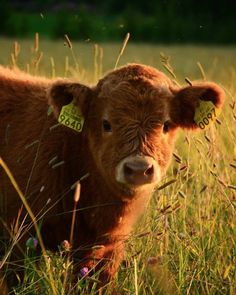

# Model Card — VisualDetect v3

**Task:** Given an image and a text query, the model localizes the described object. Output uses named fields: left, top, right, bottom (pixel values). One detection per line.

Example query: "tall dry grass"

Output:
left=0, top=35, right=235, bottom=294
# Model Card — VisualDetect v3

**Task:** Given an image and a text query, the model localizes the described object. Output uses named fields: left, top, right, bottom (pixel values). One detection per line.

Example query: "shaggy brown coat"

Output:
left=0, top=64, right=224, bottom=291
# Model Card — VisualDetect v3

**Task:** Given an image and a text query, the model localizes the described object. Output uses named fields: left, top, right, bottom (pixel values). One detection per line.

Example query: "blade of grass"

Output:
left=134, top=257, right=138, bottom=295
left=114, top=33, right=130, bottom=69
left=0, top=158, right=57, bottom=295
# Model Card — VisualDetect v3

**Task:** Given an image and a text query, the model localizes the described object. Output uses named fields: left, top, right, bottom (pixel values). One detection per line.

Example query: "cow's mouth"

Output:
left=116, top=181, right=157, bottom=202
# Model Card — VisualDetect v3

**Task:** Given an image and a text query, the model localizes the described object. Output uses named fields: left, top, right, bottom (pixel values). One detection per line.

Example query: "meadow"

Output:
left=0, top=36, right=235, bottom=294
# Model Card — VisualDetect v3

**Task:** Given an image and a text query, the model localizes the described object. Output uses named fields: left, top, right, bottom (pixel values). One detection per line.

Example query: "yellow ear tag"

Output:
left=194, top=100, right=221, bottom=130
left=58, top=101, right=84, bottom=132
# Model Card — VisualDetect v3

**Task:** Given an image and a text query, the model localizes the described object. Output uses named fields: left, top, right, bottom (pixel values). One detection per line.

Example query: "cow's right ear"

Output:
left=170, top=82, right=224, bottom=129
left=48, top=80, right=93, bottom=118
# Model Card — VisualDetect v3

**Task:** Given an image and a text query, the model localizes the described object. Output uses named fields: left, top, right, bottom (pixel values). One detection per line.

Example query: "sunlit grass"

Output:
left=0, top=35, right=235, bottom=294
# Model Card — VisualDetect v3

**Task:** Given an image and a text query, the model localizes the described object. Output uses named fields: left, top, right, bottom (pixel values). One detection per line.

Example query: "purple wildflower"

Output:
left=79, top=267, right=89, bottom=278
left=26, top=237, right=38, bottom=250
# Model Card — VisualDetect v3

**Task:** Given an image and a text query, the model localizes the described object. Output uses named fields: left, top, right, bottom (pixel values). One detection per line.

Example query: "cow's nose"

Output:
left=123, top=159, right=155, bottom=185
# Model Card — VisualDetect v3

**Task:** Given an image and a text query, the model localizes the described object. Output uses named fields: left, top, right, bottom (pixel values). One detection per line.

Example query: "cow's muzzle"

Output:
left=116, top=155, right=160, bottom=186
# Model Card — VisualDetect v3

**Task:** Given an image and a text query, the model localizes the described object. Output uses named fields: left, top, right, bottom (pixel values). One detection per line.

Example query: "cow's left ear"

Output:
left=48, top=80, right=93, bottom=118
left=170, top=82, right=224, bottom=129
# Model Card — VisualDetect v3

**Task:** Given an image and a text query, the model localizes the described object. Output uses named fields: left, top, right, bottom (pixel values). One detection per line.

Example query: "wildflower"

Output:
left=147, top=257, right=159, bottom=266
left=61, top=240, right=71, bottom=251
left=79, top=267, right=89, bottom=278
left=178, top=232, right=185, bottom=240
left=26, top=237, right=38, bottom=250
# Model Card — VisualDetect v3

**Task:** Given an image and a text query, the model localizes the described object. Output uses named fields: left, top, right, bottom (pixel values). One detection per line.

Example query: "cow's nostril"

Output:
left=123, top=162, right=154, bottom=177
left=145, top=165, right=154, bottom=176
left=124, top=164, right=134, bottom=175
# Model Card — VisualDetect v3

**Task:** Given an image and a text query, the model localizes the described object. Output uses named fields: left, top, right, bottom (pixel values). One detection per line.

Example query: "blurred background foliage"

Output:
left=0, top=0, right=235, bottom=43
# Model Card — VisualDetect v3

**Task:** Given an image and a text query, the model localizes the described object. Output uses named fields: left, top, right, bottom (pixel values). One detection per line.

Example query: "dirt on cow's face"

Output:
left=86, top=67, right=178, bottom=196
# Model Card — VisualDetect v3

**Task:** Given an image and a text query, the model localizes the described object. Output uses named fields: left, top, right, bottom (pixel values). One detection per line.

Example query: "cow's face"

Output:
left=49, top=64, right=224, bottom=197
left=87, top=73, right=177, bottom=195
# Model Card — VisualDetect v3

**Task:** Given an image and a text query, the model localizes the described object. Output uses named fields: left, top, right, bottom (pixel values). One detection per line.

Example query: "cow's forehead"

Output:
left=98, top=64, right=172, bottom=90
left=98, top=87, right=171, bottom=127
left=96, top=65, right=173, bottom=118
left=97, top=64, right=173, bottom=101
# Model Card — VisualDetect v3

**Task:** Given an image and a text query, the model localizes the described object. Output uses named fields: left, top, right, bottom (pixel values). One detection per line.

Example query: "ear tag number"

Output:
left=194, top=100, right=221, bottom=130
left=58, top=101, right=84, bottom=132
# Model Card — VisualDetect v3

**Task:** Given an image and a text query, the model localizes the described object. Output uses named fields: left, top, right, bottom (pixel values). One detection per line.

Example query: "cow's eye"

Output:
left=163, top=121, right=170, bottom=133
left=102, top=120, right=112, bottom=132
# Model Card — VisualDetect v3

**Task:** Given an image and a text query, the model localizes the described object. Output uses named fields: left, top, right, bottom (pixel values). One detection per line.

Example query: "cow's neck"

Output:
left=79, top=152, right=153, bottom=240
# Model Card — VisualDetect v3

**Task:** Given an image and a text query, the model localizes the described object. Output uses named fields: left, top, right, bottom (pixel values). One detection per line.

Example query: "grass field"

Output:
left=0, top=36, right=236, bottom=294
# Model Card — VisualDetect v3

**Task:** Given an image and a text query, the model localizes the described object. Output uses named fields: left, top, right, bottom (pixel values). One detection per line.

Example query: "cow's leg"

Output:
left=73, top=241, right=124, bottom=293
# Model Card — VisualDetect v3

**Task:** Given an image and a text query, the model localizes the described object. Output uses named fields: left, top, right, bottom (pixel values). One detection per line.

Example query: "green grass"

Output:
left=0, top=36, right=236, bottom=294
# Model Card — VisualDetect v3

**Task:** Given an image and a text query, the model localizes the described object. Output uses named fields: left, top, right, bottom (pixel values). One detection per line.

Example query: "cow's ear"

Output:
left=170, top=82, right=224, bottom=129
left=48, top=80, right=93, bottom=118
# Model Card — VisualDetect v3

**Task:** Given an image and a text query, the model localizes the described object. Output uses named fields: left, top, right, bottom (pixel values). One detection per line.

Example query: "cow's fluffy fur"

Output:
left=0, top=64, right=224, bottom=292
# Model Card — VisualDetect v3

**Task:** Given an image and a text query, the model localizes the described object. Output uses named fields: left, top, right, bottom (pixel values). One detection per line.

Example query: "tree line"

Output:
left=0, top=0, right=235, bottom=43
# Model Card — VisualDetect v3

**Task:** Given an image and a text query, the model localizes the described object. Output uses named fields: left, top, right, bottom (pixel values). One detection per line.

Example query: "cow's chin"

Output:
left=116, top=181, right=159, bottom=202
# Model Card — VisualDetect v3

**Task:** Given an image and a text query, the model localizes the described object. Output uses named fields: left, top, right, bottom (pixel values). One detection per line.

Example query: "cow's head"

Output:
left=48, top=64, right=224, bottom=197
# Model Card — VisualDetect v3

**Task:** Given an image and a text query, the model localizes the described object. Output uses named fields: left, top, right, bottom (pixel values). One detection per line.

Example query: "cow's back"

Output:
left=0, top=66, right=50, bottom=127
left=0, top=67, right=65, bottom=226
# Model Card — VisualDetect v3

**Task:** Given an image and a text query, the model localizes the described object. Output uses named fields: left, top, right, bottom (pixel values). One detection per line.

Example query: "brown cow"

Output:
left=0, top=64, right=224, bottom=292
